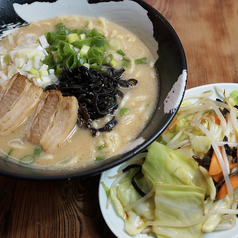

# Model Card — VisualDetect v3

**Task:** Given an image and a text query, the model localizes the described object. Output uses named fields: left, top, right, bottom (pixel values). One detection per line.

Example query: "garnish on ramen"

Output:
left=0, top=16, right=158, bottom=169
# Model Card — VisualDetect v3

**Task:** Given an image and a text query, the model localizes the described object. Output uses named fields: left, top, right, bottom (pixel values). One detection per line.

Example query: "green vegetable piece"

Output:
left=67, top=33, right=80, bottom=43
left=20, top=148, right=41, bottom=165
left=58, top=42, right=76, bottom=57
left=6, top=148, right=13, bottom=159
left=79, top=33, right=86, bottom=40
left=66, top=54, right=78, bottom=69
left=189, top=135, right=213, bottom=153
left=110, top=59, right=117, bottom=67
left=43, top=54, right=54, bottom=67
left=117, top=49, right=126, bottom=56
left=87, top=46, right=104, bottom=59
left=53, top=53, right=63, bottom=64
left=20, top=155, right=35, bottom=165
left=80, top=45, right=90, bottom=57
left=98, top=145, right=105, bottom=151
left=119, top=107, right=129, bottom=116
left=46, top=32, right=56, bottom=45
left=56, top=64, right=64, bottom=76
left=108, top=38, right=120, bottom=51
left=93, top=36, right=106, bottom=48
left=73, top=38, right=94, bottom=48
left=33, top=148, right=42, bottom=157
left=95, top=156, right=105, bottom=161
left=142, top=141, right=206, bottom=187
left=91, top=28, right=101, bottom=37
left=101, top=181, right=110, bottom=197
left=230, top=89, right=238, bottom=105
left=135, top=57, right=148, bottom=64
left=55, top=22, right=67, bottom=31
left=122, top=57, right=130, bottom=67
left=153, top=183, right=205, bottom=238
left=103, top=54, right=113, bottom=64
left=55, top=23, right=71, bottom=35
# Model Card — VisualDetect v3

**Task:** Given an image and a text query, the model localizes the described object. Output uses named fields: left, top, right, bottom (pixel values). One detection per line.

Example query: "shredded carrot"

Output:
left=212, top=172, right=223, bottom=183
left=162, top=117, right=178, bottom=135
left=208, top=147, right=223, bottom=176
left=217, top=173, right=238, bottom=199
left=208, top=148, right=237, bottom=176
left=201, top=114, right=228, bottom=125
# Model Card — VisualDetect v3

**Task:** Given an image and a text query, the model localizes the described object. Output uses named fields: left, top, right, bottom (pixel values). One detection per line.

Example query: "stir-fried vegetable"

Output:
left=103, top=87, right=238, bottom=237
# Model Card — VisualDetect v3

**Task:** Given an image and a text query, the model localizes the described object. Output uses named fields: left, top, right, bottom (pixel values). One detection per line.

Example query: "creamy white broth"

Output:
left=0, top=16, right=158, bottom=170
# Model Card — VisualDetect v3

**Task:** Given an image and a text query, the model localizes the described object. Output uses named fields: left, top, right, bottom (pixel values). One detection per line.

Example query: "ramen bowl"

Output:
left=0, top=0, right=187, bottom=180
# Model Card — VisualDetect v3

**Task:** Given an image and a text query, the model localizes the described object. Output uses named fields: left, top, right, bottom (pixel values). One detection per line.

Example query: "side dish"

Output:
left=0, top=16, right=158, bottom=169
left=103, top=87, right=238, bottom=238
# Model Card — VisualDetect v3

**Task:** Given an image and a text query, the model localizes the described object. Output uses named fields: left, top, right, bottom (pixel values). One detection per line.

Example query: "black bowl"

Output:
left=0, top=0, right=187, bottom=180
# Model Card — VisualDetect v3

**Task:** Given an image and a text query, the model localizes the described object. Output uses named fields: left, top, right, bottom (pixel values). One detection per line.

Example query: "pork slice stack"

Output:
left=0, top=73, right=79, bottom=152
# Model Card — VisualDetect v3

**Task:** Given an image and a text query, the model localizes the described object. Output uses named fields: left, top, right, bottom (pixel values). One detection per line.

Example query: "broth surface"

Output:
left=0, top=16, right=158, bottom=170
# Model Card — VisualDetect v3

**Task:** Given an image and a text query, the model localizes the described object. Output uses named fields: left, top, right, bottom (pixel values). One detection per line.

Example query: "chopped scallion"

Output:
left=119, top=107, right=129, bottom=116
left=135, top=57, right=148, bottom=64
left=95, top=156, right=105, bottom=161
left=98, top=145, right=105, bottom=151
left=117, top=49, right=126, bottom=56
left=122, top=57, right=130, bottom=67
left=6, top=148, right=13, bottom=159
left=67, top=33, right=80, bottom=43
left=20, top=148, right=42, bottom=165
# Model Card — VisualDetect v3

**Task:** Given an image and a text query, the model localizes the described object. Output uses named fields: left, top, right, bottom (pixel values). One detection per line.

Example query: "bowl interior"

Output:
left=0, top=0, right=187, bottom=180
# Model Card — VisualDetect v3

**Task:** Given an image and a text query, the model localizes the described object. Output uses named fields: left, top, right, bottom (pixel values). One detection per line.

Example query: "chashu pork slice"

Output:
left=0, top=73, right=43, bottom=136
left=0, top=83, right=43, bottom=136
left=0, top=73, right=32, bottom=118
left=39, top=95, right=78, bottom=152
left=0, top=73, right=19, bottom=101
left=26, top=90, right=62, bottom=145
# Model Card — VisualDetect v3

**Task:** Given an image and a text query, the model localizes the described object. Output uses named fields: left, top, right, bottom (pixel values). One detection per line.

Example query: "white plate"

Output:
left=99, top=83, right=238, bottom=238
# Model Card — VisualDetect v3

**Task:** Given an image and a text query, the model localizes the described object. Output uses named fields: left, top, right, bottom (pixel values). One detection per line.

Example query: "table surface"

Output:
left=1, top=0, right=238, bottom=237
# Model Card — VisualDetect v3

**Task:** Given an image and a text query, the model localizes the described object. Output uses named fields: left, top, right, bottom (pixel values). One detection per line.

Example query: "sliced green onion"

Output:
left=20, top=148, right=42, bottom=165
left=67, top=33, right=80, bottom=44
left=87, top=46, right=104, bottom=59
left=98, top=145, right=105, bottom=151
left=93, top=36, right=106, bottom=48
left=33, top=148, right=42, bottom=157
left=135, top=57, right=148, bottom=64
left=95, top=156, right=105, bottom=161
left=119, top=107, right=129, bottom=116
left=80, top=45, right=90, bottom=57
left=91, top=28, right=101, bottom=37
left=108, top=38, right=120, bottom=51
left=73, top=37, right=94, bottom=48
left=55, top=22, right=68, bottom=31
left=66, top=54, right=78, bottom=69
left=117, top=49, right=126, bottom=56
left=58, top=42, right=76, bottom=57
left=20, top=155, right=35, bottom=165
left=103, top=54, right=113, bottom=64
left=88, top=58, right=102, bottom=69
left=56, top=64, right=64, bottom=76
left=44, top=54, right=54, bottom=67
left=46, top=32, right=57, bottom=45
left=122, top=57, right=130, bottom=67
left=53, top=53, right=63, bottom=64
left=6, top=148, right=13, bottom=159
left=110, top=59, right=117, bottom=67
